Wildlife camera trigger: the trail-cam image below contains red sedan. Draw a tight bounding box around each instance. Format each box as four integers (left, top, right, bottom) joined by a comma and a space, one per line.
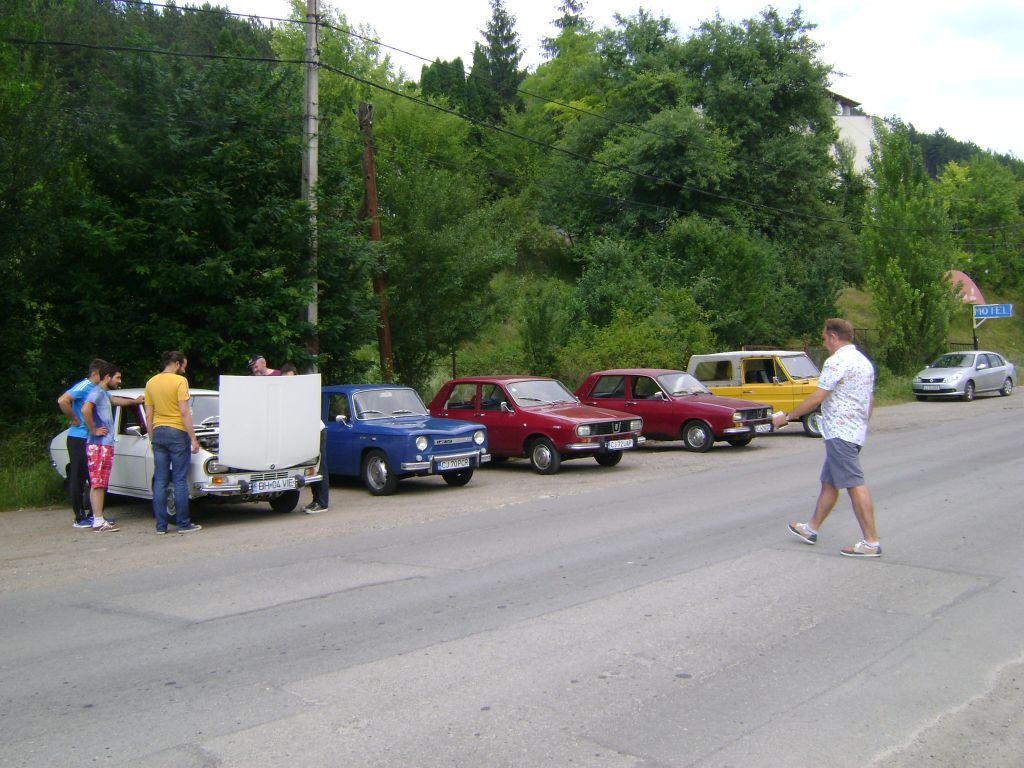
575, 369, 773, 452
428, 376, 644, 474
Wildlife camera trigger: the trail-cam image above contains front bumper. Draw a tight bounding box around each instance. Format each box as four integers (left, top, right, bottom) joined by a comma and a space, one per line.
564, 435, 645, 452
401, 449, 490, 472
197, 471, 322, 495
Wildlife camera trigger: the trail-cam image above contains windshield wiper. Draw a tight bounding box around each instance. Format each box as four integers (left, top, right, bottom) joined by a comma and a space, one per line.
391, 409, 416, 415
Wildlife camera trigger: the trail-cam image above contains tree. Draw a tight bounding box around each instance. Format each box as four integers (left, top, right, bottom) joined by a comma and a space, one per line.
862, 119, 957, 372
470, 0, 526, 123
937, 156, 1024, 290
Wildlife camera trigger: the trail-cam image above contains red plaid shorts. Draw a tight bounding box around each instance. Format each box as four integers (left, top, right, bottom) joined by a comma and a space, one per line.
86, 444, 114, 489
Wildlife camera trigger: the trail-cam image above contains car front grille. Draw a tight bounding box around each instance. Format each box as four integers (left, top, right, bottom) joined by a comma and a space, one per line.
433, 435, 474, 445
590, 420, 634, 436
737, 407, 772, 421
249, 471, 290, 482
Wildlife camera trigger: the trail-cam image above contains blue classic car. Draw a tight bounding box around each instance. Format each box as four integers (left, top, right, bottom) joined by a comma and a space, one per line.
323, 384, 490, 495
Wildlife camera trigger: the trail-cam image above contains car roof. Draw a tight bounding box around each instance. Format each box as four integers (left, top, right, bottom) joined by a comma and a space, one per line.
446, 376, 554, 384
321, 383, 417, 395
690, 350, 808, 359
588, 369, 686, 377
111, 387, 218, 399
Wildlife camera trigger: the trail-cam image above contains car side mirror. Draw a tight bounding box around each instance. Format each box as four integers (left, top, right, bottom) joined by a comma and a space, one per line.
334, 414, 351, 427
977, 363, 987, 370
500, 401, 514, 414
772, 376, 781, 384
652, 391, 666, 400
126, 425, 144, 437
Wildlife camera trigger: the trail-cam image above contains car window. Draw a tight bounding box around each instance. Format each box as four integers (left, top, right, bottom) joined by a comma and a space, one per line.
353, 388, 429, 419
692, 360, 731, 382
989, 353, 1006, 367
932, 353, 974, 368
445, 383, 477, 410
631, 376, 662, 399
743, 359, 775, 384
119, 403, 145, 435
191, 395, 219, 424
778, 354, 819, 379
480, 383, 504, 411
506, 379, 576, 406
591, 376, 625, 399
328, 394, 350, 421
657, 372, 709, 395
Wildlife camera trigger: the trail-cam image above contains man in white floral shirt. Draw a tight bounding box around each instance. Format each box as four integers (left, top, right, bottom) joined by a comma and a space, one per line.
772, 318, 880, 557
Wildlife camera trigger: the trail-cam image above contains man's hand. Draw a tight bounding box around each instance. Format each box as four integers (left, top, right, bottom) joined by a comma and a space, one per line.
772, 411, 789, 429
93, 426, 109, 437
190, 437, 201, 454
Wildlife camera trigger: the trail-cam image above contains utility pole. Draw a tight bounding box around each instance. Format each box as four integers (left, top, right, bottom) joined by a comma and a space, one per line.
302, 0, 320, 366
358, 102, 395, 383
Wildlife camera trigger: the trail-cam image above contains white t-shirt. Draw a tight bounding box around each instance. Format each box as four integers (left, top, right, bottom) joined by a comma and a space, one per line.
817, 343, 875, 445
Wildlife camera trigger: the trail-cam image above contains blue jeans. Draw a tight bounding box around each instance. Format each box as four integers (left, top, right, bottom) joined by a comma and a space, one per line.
152, 426, 192, 531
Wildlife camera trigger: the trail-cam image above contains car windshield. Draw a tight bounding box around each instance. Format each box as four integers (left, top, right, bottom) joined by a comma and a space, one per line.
506, 379, 577, 406
352, 388, 429, 419
930, 353, 975, 368
191, 395, 219, 424
779, 355, 819, 379
657, 372, 710, 395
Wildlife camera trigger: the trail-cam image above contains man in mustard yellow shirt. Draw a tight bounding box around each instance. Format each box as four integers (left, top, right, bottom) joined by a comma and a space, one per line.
144, 351, 202, 535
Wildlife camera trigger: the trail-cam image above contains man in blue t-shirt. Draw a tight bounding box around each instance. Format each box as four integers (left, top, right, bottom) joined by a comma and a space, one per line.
57, 359, 105, 527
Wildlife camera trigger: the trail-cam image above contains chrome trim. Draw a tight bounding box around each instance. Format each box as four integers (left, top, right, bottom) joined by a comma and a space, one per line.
723, 427, 752, 434
401, 449, 487, 472
196, 472, 321, 494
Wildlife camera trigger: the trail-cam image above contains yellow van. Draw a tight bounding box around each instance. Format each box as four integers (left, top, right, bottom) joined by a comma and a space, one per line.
686, 350, 822, 437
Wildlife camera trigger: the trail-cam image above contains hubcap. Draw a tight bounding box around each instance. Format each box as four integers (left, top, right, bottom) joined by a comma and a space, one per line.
533, 444, 552, 469
368, 458, 388, 488
688, 426, 708, 447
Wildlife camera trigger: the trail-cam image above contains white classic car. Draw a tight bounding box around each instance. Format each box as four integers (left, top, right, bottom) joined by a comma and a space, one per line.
49, 377, 323, 515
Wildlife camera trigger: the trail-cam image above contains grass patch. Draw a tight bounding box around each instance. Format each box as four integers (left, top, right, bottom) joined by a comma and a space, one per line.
0, 421, 66, 512
0, 459, 65, 512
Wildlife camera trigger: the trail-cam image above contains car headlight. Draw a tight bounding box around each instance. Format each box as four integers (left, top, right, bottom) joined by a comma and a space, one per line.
204, 458, 228, 475
473, 429, 485, 445
576, 425, 592, 437
732, 411, 742, 422
415, 435, 429, 451
943, 373, 963, 384
630, 419, 642, 432
913, 376, 923, 383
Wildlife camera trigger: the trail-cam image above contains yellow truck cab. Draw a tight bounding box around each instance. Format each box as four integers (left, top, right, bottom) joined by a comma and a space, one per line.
686, 350, 823, 437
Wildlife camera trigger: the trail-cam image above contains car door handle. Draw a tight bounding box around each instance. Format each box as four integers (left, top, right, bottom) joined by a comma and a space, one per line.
625, 401, 637, 406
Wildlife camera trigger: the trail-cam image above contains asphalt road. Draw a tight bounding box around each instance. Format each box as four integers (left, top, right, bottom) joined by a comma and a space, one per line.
1, 393, 1022, 767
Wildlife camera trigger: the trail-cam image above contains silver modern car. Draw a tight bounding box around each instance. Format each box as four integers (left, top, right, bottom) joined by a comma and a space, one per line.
912, 351, 1016, 401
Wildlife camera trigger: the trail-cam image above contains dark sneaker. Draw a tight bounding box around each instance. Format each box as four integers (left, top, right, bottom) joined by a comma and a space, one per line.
73, 517, 94, 529
177, 524, 202, 534
304, 502, 327, 514
840, 540, 881, 558
788, 522, 817, 544
92, 521, 120, 532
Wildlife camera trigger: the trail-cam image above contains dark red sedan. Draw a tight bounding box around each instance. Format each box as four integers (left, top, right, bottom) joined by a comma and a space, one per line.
575, 369, 773, 452
428, 376, 644, 474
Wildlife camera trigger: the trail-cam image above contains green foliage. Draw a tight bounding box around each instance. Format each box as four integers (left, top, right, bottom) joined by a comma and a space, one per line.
862, 119, 958, 372
937, 156, 1024, 290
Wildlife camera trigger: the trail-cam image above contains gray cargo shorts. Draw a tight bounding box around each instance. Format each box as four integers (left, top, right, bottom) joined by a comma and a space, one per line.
820, 437, 865, 489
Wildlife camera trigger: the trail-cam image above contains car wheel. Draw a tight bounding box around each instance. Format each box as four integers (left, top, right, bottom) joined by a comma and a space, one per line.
165, 487, 177, 526
727, 437, 753, 448
595, 451, 623, 467
1000, 378, 1013, 397
529, 437, 561, 474
802, 411, 823, 438
270, 489, 300, 513
682, 421, 714, 452
442, 468, 474, 487
362, 449, 399, 495
961, 380, 975, 402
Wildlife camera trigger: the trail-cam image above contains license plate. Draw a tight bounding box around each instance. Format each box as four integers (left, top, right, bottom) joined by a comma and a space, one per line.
923, 384, 939, 391
251, 477, 296, 495
437, 457, 471, 471
607, 438, 634, 450
755, 423, 772, 433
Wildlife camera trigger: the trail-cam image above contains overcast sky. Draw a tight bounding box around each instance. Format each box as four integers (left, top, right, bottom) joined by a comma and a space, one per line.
224, 0, 1023, 158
